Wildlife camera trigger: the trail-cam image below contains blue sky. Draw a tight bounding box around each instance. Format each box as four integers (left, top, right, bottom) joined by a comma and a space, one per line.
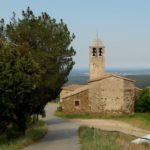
0, 0, 150, 69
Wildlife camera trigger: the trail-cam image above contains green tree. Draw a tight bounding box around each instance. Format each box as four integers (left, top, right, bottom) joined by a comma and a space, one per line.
135, 88, 150, 112
0, 7, 75, 135
0, 43, 40, 135
6, 7, 76, 110
0, 19, 10, 134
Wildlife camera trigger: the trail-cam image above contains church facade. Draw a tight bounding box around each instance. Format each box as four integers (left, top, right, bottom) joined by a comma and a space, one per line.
60, 38, 136, 115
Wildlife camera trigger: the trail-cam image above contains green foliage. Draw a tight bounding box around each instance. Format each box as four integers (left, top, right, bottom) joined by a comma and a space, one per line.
6, 7, 76, 101
135, 88, 150, 112
3, 7, 76, 123
0, 121, 47, 150
0, 43, 40, 135
0, 6, 75, 138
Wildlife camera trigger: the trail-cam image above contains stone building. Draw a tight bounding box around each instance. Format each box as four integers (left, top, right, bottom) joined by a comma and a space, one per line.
60, 38, 136, 115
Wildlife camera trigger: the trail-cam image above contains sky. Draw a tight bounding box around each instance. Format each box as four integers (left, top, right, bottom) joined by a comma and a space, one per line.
0, 0, 150, 69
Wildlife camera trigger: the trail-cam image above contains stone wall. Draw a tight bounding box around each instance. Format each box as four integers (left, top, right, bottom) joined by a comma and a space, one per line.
89, 46, 106, 80
123, 80, 135, 114
60, 89, 71, 102
89, 76, 135, 115
61, 90, 90, 114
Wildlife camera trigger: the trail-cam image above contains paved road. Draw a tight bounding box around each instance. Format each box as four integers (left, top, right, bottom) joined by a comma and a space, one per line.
23, 103, 80, 150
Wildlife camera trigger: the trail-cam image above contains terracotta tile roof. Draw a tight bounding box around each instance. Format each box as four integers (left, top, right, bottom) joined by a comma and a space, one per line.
62, 84, 84, 91
61, 85, 89, 99
88, 73, 135, 83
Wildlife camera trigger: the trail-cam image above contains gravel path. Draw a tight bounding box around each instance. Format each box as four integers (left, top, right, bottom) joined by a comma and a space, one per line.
71, 119, 150, 137
23, 103, 80, 150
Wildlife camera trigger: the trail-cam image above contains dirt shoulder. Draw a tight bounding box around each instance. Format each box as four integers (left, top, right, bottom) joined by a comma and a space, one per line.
70, 119, 150, 137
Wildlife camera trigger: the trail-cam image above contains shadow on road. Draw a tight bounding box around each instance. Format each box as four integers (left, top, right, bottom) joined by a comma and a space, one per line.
41, 128, 78, 142
46, 118, 67, 125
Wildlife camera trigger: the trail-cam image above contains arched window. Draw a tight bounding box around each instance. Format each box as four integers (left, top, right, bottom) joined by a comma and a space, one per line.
99, 48, 103, 56
92, 48, 96, 56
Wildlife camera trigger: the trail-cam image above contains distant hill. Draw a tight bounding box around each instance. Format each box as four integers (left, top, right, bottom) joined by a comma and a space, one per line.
67, 68, 150, 88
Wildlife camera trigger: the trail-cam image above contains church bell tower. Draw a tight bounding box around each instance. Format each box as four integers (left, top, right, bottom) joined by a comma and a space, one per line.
89, 38, 105, 80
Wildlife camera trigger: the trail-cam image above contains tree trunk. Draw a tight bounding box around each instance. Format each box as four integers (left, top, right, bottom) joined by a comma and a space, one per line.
33, 114, 36, 124
15, 113, 27, 136
36, 113, 39, 121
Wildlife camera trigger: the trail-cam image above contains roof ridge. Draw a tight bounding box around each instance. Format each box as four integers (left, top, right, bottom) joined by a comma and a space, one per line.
110, 74, 135, 82
88, 73, 135, 83
61, 85, 89, 99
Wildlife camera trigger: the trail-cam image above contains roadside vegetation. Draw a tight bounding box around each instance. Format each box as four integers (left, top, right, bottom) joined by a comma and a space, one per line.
79, 126, 150, 150
0, 121, 47, 150
135, 88, 150, 113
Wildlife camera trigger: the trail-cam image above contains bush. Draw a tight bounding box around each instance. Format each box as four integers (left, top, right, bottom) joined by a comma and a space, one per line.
57, 106, 62, 112
135, 88, 150, 112
0, 121, 48, 150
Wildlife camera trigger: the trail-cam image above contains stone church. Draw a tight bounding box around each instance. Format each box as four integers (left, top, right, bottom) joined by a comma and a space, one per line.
60, 38, 136, 115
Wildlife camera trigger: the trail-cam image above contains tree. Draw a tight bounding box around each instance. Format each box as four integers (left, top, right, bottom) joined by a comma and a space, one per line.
0, 19, 11, 134
0, 7, 75, 135
135, 88, 150, 112
6, 7, 76, 110
0, 43, 40, 135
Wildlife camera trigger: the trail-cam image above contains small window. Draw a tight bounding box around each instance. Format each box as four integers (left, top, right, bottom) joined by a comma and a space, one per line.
92, 48, 96, 56
75, 100, 79, 106
99, 48, 103, 56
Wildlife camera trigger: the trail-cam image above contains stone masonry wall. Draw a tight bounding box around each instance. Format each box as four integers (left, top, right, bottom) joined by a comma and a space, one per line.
89, 77, 135, 115
89, 46, 106, 80
60, 90, 71, 102
89, 77, 125, 115
123, 80, 135, 114
61, 90, 90, 114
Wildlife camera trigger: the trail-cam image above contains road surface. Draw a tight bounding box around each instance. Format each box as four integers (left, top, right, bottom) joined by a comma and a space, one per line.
23, 103, 150, 150
23, 103, 80, 150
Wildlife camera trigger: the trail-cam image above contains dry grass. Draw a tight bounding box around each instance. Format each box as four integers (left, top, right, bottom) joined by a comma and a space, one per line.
79, 126, 150, 150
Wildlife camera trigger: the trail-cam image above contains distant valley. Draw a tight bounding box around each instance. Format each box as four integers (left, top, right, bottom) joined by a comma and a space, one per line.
67, 68, 150, 88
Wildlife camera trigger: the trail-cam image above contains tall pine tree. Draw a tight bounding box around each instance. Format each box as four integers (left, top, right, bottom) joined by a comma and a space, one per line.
6, 7, 76, 114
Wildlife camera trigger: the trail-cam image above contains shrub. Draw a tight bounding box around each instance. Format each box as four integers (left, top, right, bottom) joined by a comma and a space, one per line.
135, 88, 150, 112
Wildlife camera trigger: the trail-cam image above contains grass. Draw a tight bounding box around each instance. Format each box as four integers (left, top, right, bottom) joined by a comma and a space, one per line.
79, 126, 150, 150
55, 111, 98, 119
55, 111, 150, 130
0, 121, 48, 150
113, 113, 150, 130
